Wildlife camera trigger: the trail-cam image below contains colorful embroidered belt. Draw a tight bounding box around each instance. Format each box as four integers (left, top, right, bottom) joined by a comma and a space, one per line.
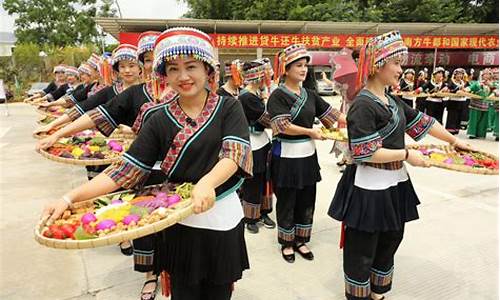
363, 161, 403, 170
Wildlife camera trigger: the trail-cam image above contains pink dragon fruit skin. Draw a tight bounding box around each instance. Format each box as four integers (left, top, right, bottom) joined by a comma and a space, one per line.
167, 194, 182, 206
81, 213, 97, 225
122, 214, 141, 225
95, 219, 117, 231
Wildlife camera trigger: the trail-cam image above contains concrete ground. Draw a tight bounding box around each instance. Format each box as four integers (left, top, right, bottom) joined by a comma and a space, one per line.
0, 101, 498, 300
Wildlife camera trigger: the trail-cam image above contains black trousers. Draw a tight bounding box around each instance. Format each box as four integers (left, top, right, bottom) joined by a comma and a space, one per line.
133, 234, 155, 272
170, 277, 232, 300
240, 171, 273, 224
343, 226, 404, 300
415, 97, 427, 113
426, 100, 445, 124
275, 184, 316, 247
460, 99, 470, 127
445, 100, 464, 134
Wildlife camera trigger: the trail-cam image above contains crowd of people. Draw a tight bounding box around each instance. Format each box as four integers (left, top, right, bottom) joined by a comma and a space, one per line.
392, 65, 499, 140
29, 27, 488, 300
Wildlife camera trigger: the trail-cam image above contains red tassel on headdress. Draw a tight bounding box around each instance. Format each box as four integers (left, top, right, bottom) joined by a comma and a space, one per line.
102, 60, 113, 86
231, 62, 243, 87
152, 76, 160, 102
273, 51, 282, 84
355, 44, 368, 95
160, 271, 171, 297
339, 222, 346, 249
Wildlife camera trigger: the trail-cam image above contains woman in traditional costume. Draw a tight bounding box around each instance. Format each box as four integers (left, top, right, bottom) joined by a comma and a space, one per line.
239, 59, 276, 234
327, 30, 473, 300
445, 68, 467, 135
268, 44, 345, 263
41, 27, 252, 300
415, 67, 448, 124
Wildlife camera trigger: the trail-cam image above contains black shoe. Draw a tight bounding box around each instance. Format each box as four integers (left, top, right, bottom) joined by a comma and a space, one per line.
281, 246, 295, 263
246, 223, 259, 234
496, 137, 499, 141
119, 241, 133, 256
468, 136, 476, 139
294, 243, 314, 260
259, 215, 276, 229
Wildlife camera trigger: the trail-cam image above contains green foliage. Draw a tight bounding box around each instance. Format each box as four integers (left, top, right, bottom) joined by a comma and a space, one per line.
181, 0, 499, 23
2, 0, 117, 46
1, 43, 99, 100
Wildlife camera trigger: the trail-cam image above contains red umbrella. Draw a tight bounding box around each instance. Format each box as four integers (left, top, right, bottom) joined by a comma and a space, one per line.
331, 48, 358, 102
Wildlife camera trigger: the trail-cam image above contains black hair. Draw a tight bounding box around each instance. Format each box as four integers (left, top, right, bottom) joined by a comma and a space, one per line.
302, 65, 317, 91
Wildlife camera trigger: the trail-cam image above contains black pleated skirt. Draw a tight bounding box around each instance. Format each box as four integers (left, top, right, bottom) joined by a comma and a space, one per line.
328, 164, 420, 232
153, 221, 249, 285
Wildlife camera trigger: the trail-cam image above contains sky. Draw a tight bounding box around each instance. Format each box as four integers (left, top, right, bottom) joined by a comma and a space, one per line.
0, 0, 189, 33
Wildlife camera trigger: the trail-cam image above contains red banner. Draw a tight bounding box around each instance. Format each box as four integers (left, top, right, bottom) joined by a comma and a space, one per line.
119, 32, 499, 50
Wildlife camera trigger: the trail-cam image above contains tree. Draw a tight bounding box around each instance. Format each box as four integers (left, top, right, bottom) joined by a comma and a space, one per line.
180, 0, 499, 23
2, 0, 117, 46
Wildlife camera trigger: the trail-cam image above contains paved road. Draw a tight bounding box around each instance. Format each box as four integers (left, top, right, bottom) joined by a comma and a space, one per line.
0, 103, 498, 300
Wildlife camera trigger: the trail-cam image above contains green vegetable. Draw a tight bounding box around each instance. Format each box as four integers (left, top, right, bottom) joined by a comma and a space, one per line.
89, 137, 106, 146
74, 226, 97, 240
130, 205, 149, 217
121, 193, 136, 202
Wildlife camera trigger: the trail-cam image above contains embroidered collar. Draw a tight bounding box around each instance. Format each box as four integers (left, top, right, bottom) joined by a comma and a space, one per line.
279, 84, 308, 121
361, 89, 400, 140
161, 92, 221, 176
113, 82, 124, 94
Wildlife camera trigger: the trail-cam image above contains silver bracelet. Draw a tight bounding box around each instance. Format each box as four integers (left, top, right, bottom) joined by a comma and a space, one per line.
62, 195, 73, 208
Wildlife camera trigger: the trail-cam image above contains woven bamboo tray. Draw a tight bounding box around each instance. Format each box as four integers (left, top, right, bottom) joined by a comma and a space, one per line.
36, 107, 66, 117
34, 186, 194, 249
37, 137, 131, 166
36, 115, 56, 125
392, 92, 431, 98
321, 127, 348, 142
407, 144, 498, 175
109, 131, 136, 140
38, 148, 122, 166
451, 91, 499, 101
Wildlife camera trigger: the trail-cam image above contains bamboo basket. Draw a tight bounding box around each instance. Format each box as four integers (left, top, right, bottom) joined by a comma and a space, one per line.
37, 137, 131, 166
392, 92, 431, 98
36, 115, 56, 125
406, 144, 498, 175
34, 185, 194, 249
38, 148, 122, 166
320, 127, 348, 142
36, 107, 66, 117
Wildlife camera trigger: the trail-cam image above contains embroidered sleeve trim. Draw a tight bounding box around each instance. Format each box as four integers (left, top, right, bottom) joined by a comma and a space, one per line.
257, 111, 271, 128
270, 114, 292, 133
66, 107, 83, 121
350, 132, 383, 162
319, 105, 341, 128
219, 136, 253, 177
405, 112, 435, 141
87, 106, 117, 137
104, 156, 151, 189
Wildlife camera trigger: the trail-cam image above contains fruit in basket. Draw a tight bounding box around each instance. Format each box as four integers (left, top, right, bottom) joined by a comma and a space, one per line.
74, 225, 97, 240
96, 219, 117, 231
122, 214, 141, 225
321, 127, 348, 140
81, 213, 97, 225
167, 194, 182, 206
108, 140, 123, 152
